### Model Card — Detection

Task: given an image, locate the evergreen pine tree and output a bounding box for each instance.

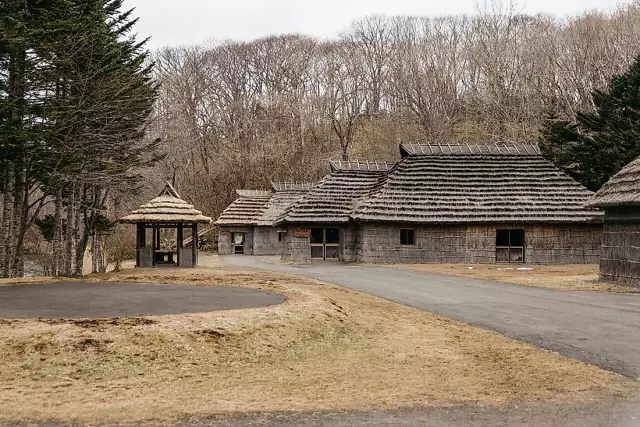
[540,56,640,191]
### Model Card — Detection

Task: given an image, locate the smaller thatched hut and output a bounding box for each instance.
[120,183,212,268]
[280,160,391,262]
[586,156,640,286]
[216,183,313,255]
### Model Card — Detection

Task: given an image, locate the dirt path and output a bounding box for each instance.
[220,255,640,379]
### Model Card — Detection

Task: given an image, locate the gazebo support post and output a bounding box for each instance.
[177,224,183,267]
[192,223,198,267]
[135,224,144,267]
[151,225,156,266]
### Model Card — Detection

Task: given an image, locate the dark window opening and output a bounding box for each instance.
[326,228,340,244]
[310,228,323,244]
[278,233,283,242]
[400,229,415,246]
[496,229,525,263]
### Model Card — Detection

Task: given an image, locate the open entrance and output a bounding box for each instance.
[232,232,245,254]
[310,228,340,260]
[496,229,525,263]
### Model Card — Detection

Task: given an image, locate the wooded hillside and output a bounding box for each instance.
[147,2,640,218]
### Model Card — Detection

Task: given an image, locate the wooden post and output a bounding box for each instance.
[136,224,142,267]
[151,226,156,266]
[192,223,198,268]
[177,224,183,267]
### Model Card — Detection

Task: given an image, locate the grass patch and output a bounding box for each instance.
[0,264,633,423]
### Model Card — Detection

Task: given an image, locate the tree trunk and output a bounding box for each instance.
[52,188,64,276]
[0,169,14,278]
[64,185,76,276]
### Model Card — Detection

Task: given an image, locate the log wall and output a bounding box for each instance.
[600,207,640,286]
[253,226,282,256]
[281,225,312,263]
[353,223,601,264]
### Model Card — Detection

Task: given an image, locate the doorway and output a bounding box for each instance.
[232,232,245,254]
[310,228,340,260]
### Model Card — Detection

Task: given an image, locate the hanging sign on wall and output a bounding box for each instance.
[293,228,311,238]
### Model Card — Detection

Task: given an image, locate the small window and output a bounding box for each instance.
[278,233,283,242]
[496,229,525,263]
[400,229,415,246]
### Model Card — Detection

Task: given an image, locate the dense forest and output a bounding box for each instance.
[3,0,640,277]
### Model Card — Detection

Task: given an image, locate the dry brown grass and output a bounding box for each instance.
[382,263,640,293]
[0,264,633,424]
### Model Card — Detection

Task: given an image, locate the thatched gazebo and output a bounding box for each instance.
[586,156,640,286]
[120,183,212,268]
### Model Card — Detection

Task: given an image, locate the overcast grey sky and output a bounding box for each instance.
[121,0,633,49]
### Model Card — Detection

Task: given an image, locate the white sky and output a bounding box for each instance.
[121,0,634,49]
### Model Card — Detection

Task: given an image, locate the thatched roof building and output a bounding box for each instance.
[121,183,212,224]
[279,144,602,264]
[586,156,640,208]
[586,155,640,286]
[120,183,212,269]
[215,190,273,227]
[283,161,391,224]
[353,142,601,224]
[215,182,314,255]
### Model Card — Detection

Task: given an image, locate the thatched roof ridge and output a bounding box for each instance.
[270,181,315,192]
[215,190,273,226]
[329,159,392,172]
[120,182,212,224]
[352,154,601,224]
[400,142,541,157]
[257,189,310,226]
[284,169,386,224]
[236,189,273,198]
[586,156,640,208]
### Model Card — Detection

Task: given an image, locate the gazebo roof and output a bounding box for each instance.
[120,183,212,224]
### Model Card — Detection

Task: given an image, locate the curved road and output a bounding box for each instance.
[221,255,640,378]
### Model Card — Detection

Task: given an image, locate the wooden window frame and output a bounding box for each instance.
[400,229,415,246]
[495,229,525,263]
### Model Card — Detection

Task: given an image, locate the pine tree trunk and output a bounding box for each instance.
[52,188,64,276]
[11,165,28,277]
[0,170,13,278]
[73,186,85,277]
[64,185,76,276]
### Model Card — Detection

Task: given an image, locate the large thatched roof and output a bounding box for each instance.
[120,183,212,224]
[352,143,600,224]
[283,167,389,224]
[586,156,640,208]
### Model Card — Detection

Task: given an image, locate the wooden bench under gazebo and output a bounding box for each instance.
[120,183,213,268]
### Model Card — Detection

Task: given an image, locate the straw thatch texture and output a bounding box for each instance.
[284,169,386,224]
[586,156,640,208]
[257,190,309,226]
[400,142,541,157]
[352,154,601,224]
[215,190,273,226]
[120,183,212,224]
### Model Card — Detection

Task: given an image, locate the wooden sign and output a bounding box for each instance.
[220,231,230,236]
[293,228,311,238]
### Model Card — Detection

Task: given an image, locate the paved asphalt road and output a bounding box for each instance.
[0,281,285,319]
[222,256,640,379]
